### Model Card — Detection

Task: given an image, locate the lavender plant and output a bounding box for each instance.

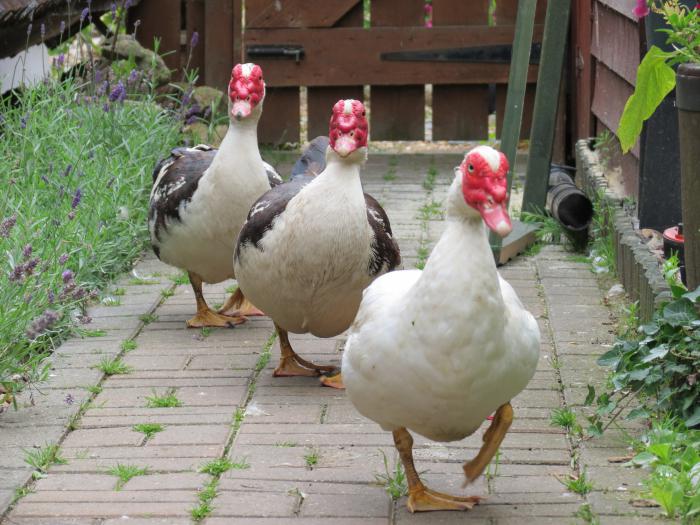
[0,75,180,409]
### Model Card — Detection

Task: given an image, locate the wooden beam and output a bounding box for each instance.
[246,0,360,28]
[521,0,573,214]
[244,25,542,87]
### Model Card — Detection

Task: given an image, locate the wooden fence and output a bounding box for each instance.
[128,0,550,144]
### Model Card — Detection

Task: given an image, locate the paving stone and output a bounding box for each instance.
[146,424,231,446]
[10,501,193,517]
[208,491,297,517]
[60,427,143,448]
[300,492,391,517]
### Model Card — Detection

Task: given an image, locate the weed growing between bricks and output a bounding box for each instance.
[415,157,440,270]
[189,332,277,521]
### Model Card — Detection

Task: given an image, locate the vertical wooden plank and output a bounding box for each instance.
[308,86,364,139]
[432,0,489,140]
[204,0,233,89]
[233,0,242,63]
[522,0,573,213]
[307,1,363,139]
[258,87,300,145]
[433,85,489,140]
[572,0,593,139]
[495,0,547,25]
[370,0,424,140]
[495,84,535,139]
[186,0,205,82]
[128,0,182,73]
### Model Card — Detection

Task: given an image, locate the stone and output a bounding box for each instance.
[102,35,170,86]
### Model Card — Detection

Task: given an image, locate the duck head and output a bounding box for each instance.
[458,146,512,238]
[228,63,265,121]
[329,99,368,159]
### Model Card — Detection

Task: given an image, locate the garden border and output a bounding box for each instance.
[575,139,671,321]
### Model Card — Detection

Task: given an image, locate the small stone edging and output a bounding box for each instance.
[575,139,671,321]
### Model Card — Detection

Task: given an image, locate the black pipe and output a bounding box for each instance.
[546,166,593,232]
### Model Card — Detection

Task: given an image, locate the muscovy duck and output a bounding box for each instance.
[233,99,400,388]
[149,63,281,328]
[343,146,540,512]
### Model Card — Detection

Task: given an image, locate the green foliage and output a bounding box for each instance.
[145,390,182,408]
[418,200,444,221]
[550,407,582,435]
[107,464,149,490]
[79,329,108,338]
[24,443,67,476]
[0,75,180,404]
[628,419,700,522]
[586,287,700,436]
[374,450,408,500]
[590,192,616,274]
[138,313,158,324]
[191,479,217,521]
[171,271,190,285]
[617,46,676,153]
[133,423,164,439]
[200,458,234,476]
[96,357,132,376]
[559,470,593,495]
[304,448,320,469]
[574,503,601,525]
[120,339,137,352]
[423,164,438,191]
[229,457,250,470]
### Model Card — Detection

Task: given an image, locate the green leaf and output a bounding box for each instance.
[584,385,596,406]
[641,344,669,363]
[617,46,676,153]
[597,349,621,367]
[684,287,700,303]
[663,298,697,327]
[641,323,660,336]
[630,451,657,467]
[628,368,650,381]
[626,407,650,420]
[685,406,700,428]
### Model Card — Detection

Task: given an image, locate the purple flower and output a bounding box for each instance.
[23,258,39,276]
[97,80,108,96]
[125,0,132,8]
[27,23,32,36]
[62,269,74,283]
[102,102,110,113]
[80,7,89,22]
[59,253,68,264]
[109,81,126,103]
[22,244,32,259]
[40,23,46,39]
[64,393,74,405]
[127,69,139,85]
[47,290,55,304]
[71,188,82,209]
[633,0,650,18]
[25,309,60,339]
[59,20,66,34]
[181,90,192,106]
[185,114,198,125]
[68,210,76,220]
[1,214,17,238]
[63,164,72,177]
[9,265,24,282]
[190,31,199,49]
[111,2,117,18]
[54,53,66,69]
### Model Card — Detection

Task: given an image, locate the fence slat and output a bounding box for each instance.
[432,0,489,140]
[307,1,363,141]
[203,0,234,89]
[259,87,300,144]
[186,0,205,81]
[371,0,424,140]
[128,0,181,72]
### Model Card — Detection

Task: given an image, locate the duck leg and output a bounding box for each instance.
[393,428,482,513]
[463,402,513,484]
[186,272,247,328]
[218,287,265,317]
[273,325,339,380]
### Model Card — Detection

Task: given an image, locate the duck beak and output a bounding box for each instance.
[333,135,357,157]
[480,201,512,238]
[231,100,252,120]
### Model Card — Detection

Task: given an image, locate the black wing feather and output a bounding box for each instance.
[365,194,401,275]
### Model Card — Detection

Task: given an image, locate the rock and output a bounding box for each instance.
[640,228,664,251]
[102,35,170,86]
[606,284,625,299]
[193,86,226,114]
[183,122,228,147]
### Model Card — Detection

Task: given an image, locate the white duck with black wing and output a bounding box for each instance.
[234,100,400,388]
[148,63,281,328]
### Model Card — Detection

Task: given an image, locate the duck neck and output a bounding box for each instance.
[315,148,364,192]
[208,118,264,180]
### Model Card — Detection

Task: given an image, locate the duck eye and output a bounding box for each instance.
[468,164,475,173]
[350,131,354,137]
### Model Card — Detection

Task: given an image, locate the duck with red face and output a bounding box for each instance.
[148,63,281,328]
[234,99,400,389]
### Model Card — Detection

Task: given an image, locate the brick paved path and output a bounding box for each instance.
[1,154,663,524]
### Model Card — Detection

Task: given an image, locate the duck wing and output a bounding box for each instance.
[149,144,216,244]
[290,136,329,181]
[263,161,283,187]
[365,194,401,275]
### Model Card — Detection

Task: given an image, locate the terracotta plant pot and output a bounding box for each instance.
[676,62,700,290]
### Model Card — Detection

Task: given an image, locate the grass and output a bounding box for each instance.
[101,296,121,306]
[128,277,158,285]
[229,457,251,470]
[24,443,67,475]
[171,271,190,285]
[138,313,158,324]
[79,329,108,338]
[200,327,212,338]
[0,74,181,404]
[559,470,593,495]
[133,423,164,439]
[415,245,429,270]
[95,357,132,376]
[200,458,234,476]
[84,384,103,395]
[374,450,408,500]
[160,288,174,298]
[303,448,320,469]
[418,200,444,221]
[567,254,590,264]
[107,464,149,490]
[112,288,126,296]
[225,284,238,294]
[120,339,137,352]
[275,441,297,447]
[145,390,182,408]
[550,407,581,435]
[574,503,600,525]
[423,164,438,191]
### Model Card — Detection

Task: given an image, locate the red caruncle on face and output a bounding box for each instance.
[228,63,265,119]
[329,99,368,157]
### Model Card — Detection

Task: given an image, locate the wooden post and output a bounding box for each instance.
[490,0,538,261]
[521,0,572,214]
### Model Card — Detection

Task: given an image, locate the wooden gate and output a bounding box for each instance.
[130,0,548,144]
